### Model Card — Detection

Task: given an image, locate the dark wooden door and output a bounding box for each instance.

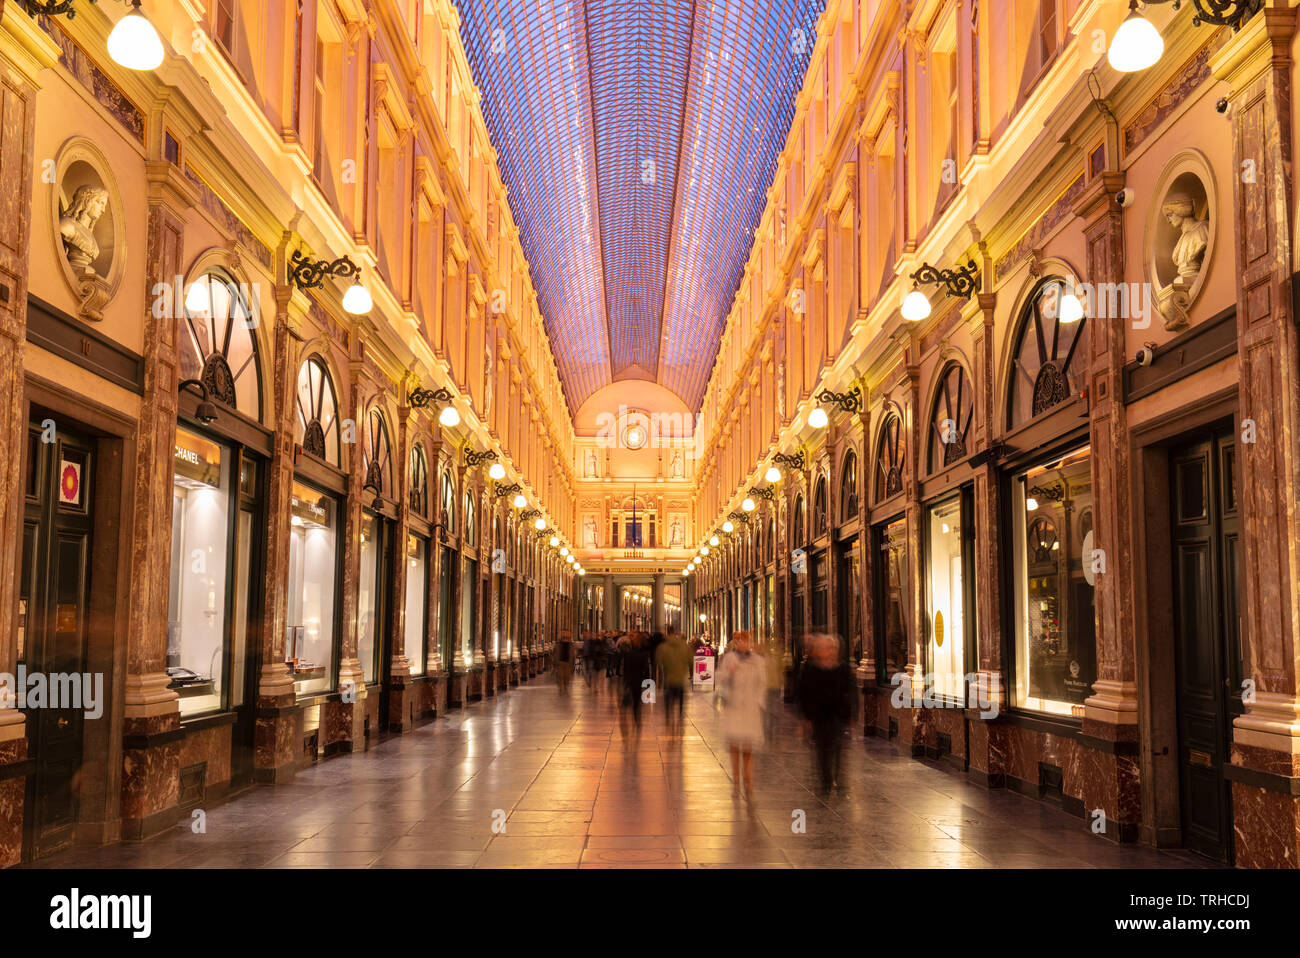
[20,423,94,860]
[1170,430,1239,863]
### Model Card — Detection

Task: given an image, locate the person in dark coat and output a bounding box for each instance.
[620,632,653,739]
[796,634,854,795]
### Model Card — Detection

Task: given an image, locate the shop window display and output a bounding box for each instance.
[358,511,382,685]
[1011,447,1096,716]
[876,516,908,682]
[925,497,967,703]
[167,429,230,716]
[405,534,428,675]
[287,480,337,695]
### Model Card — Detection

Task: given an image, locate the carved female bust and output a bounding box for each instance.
[1162,192,1209,286]
[59,184,110,273]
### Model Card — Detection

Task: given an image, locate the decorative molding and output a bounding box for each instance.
[35,13,143,144]
[183,165,273,268]
[994,173,1087,285]
[1123,33,1223,157]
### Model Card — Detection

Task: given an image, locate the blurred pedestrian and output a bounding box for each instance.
[554,631,574,695]
[621,632,653,740]
[796,634,854,795]
[759,638,784,741]
[716,630,766,799]
[656,628,691,732]
[581,631,598,688]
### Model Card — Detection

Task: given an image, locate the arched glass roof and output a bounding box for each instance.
[458,0,823,413]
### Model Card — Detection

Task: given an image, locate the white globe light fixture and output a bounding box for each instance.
[808,407,829,429]
[549,536,560,547]
[742,498,755,512]
[512,493,527,508]
[1108,1,1164,73]
[488,463,506,480]
[722,520,735,533]
[342,281,373,316]
[107,1,165,72]
[560,547,569,557]
[765,466,781,483]
[565,555,574,565]
[709,535,720,546]
[1059,290,1085,324]
[901,288,932,322]
[534,518,546,531]
[439,405,461,428]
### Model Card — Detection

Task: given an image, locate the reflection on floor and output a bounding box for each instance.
[31,672,1214,869]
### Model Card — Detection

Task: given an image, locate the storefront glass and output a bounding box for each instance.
[876,517,908,683]
[405,534,428,676]
[168,428,230,716]
[925,497,967,703]
[358,511,382,685]
[461,557,478,666]
[287,480,337,695]
[1011,446,1096,717]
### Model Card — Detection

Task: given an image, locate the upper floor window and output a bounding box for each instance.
[813,477,828,537]
[214,0,237,56]
[793,495,806,548]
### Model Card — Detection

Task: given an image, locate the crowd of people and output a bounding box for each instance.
[551,625,857,799]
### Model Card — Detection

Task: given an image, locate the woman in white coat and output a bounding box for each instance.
[716,630,767,798]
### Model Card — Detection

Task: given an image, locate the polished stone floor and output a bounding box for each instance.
[34,670,1212,869]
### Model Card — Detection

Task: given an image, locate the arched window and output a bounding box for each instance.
[766,517,775,560]
[181,270,262,420]
[409,444,428,516]
[839,451,859,521]
[464,492,476,545]
[792,494,806,547]
[875,413,904,502]
[295,355,341,466]
[813,476,828,536]
[1008,276,1089,429]
[928,362,973,472]
[440,471,455,531]
[362,406,392,498]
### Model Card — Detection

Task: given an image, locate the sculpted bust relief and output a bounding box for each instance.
[60,185,110,273]
[1162,192,1209,286]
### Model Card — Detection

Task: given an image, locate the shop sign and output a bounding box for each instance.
[174,429,222,488]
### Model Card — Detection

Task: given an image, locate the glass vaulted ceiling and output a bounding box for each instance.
[457,0,824,414]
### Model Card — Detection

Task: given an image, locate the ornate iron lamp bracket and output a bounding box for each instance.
[909,260,980,300]
[289,250,360,291]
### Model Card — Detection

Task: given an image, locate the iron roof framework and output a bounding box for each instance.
[458,0,823,413]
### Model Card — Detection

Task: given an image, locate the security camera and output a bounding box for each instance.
[1215,97,1230,115]
[1116,187,1135,208]
[1135,344,1156,367]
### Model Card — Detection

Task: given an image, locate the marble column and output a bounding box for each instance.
[0,5,59,865]
[385,401,414,733]
[652,573,665,634]
[1073,167,1141,834]
[603,574,616,630]
[1214,11,1300,868]
[324,349,371,750]
[119,159,198,840]
[253,278,306,783]
[966,249,1009,786]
